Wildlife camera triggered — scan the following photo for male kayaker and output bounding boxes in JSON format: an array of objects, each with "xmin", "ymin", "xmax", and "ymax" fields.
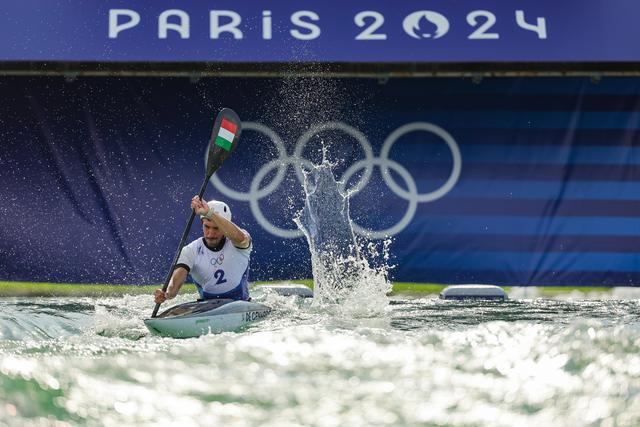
[{"xmin": 154, "ymin": 196, "xmax": 252, "ymax": 304}]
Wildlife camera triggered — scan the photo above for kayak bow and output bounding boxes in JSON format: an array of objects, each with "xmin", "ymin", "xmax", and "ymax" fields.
[{"xmin": 144, "ymin": 299, "xmax": 271, "ymax": 338}]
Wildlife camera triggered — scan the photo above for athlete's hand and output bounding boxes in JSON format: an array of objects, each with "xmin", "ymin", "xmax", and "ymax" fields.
[
  {"xmin": 154, "ymin": 289, "xmax": 167, "ymax": 304},
  {"xmin": 191, "ymin": 196, "xmax": 209, "ymax": 216}
]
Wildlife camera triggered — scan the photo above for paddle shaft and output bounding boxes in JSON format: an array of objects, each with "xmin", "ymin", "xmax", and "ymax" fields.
[{"xmin": 151, "ymin": 173, "xmax": 212, "ymax": 318}]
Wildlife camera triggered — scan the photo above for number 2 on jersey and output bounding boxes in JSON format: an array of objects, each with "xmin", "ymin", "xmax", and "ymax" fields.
[{"xmin": 214, "ymin": 269, "xmax": 227, "ymax": 285}]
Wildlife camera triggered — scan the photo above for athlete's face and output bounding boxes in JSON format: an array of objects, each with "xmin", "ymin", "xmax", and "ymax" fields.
[{"xmin": 202, "ymin": 220, "xmax": 224, "ymax": 246}]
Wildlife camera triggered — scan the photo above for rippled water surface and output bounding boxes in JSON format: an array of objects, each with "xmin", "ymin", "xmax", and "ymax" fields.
[{"xmin": 1, "ymin": 288, "xmax": 640, "ymax": 426}]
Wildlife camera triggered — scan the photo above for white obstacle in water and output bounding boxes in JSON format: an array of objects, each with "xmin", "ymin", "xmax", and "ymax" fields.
[
  {"xmin": 440, "ymin": 284, "xmax": 508, "ymax": 301},
  {"xmin": 259, "ymin": 284, "xmax": 313, "ymax": 298}
]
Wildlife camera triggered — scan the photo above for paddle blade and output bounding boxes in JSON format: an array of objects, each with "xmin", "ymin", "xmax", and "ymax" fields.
[{"xmin": 205, "ymin": 108, "xmax": 242, "ymax": 177}]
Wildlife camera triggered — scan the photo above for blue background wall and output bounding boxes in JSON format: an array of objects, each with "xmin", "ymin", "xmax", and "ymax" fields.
[{"xmin": 1, "ymin": 76, "xmax": 639, "ymax": 286}]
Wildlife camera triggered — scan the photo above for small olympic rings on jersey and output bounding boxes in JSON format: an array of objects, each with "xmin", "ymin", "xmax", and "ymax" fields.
[{"xmin": 209, "ymin": 253, "xmax": 224, "ymax": 266}]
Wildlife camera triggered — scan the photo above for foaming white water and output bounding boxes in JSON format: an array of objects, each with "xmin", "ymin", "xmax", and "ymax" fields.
[
  {"xmin": 509, "ymin": 286, "xmax": 640, "ymax": 301},
  {"xmin": 0, "ymin": 299, "xmax": 93, "ymax": 340},
  {"xmin": 294, "ymin": 161, "xmax": 391, "ymax": 316},
  {"xmin": 2, "ymin": 294, "xmax": 640, "ymax": 426},
  {"xmin": 91, "ymin": 295, "xmax": 157, "ymax": 340}
]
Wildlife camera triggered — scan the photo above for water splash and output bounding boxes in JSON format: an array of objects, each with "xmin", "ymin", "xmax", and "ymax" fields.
[{"xmin": 294, "ymin": 160, "xmax": 391, "ymax": 314}]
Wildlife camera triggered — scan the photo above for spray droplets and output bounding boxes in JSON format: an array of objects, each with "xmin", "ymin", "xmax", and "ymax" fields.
[{"xmin": 294, "ymin": 161, "xmax": 391, "ymax": 314}]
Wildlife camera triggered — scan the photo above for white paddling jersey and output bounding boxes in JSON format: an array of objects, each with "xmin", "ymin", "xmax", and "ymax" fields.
[{"xmin": 176, "ymin": 235, "xmax": 252, "ymax": 299}]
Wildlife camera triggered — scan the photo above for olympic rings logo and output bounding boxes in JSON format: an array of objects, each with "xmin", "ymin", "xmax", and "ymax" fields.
[
  {"xmin": 210, "ymin": 253, "xmax": 224, "ymax": 266},
  {"xmin": 206, "ymin": 121, "xmax": 462, "ymax": 239}
]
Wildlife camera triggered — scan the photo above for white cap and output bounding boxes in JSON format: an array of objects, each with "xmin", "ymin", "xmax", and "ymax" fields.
[{"xmin": 201, "ymin": 200, "xmax": 232, "ymax": 221}]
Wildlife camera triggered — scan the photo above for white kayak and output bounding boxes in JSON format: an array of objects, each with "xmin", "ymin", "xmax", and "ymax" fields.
[{"xmin": 144, "ymin": 299, "xmax": 271, "ymax": 338}]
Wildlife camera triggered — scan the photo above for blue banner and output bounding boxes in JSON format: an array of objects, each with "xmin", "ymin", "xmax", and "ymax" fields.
[
  {"xmin": 1, "ymin": 0, "xmax": 640, "ymax": 62},
  {"xmin": 1, "ymin": 75, "xmax": 640, "ymax": 286}
]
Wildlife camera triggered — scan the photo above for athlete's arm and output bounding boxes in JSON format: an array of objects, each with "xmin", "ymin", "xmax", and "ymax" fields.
[
  {"xmin": 154, "ymin": 267, "xmax": 188, "ymax": 304},
  {"xmin": 209, "ymin": 214, "xmax": 251, "ymax": 248},
  {"xmin": 192, "ymin": 196, "xmax": 251, "ymax": 248}
]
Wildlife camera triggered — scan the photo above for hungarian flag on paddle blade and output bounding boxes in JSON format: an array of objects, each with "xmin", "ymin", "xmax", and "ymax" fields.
[
  {"xmin": 215, "ymin": 118, "xmax": 237, "ymax": 151},
  {"xmin": 206, "ymin": 108, "xmax": 242, "ymax": 177}
]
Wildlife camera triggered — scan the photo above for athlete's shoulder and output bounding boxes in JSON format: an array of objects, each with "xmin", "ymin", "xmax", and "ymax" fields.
[
  {"xmin": 184, "ymin": 238, "xmax": 202, "ymax": 249},
  {"xmin": 227, "ymin": 230, "xmax": 252, "ymax": 251},
  {"xmin": 237, "ymin": 229, "xmax": 252, "ymax": 250},
  {"xmin": 182, "ymin": 238, "xmax": 205, "ymax": 254}
]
